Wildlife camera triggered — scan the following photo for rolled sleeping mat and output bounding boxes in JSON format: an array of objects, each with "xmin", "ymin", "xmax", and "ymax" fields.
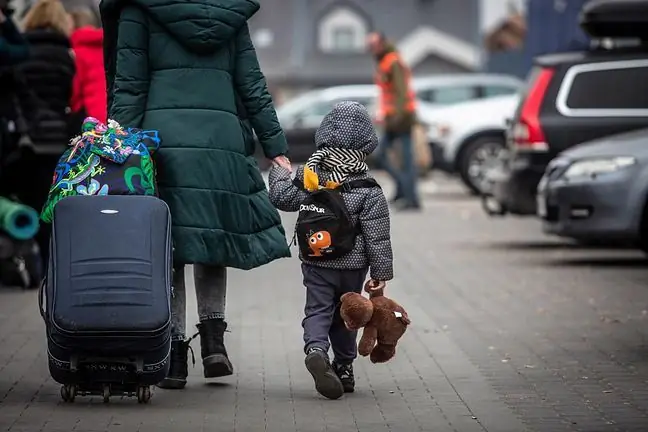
[{"xmin": 0, "ymin": 197, "xmax": 39, "ymax": 240}]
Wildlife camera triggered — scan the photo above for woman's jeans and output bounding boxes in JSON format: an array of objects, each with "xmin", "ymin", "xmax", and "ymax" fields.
[
  {"xmin": 378, "ymin": 130, "xmax": 420, "ymax": 206},
  {"xmin": 171, "ymin": 264, "xmax": 227, "ymax": 341}
]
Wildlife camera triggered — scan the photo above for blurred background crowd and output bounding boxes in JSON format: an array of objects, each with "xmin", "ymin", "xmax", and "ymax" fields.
[{"xmin": 0, "ymin": 0, "xmax": 104, "ymax": 288}]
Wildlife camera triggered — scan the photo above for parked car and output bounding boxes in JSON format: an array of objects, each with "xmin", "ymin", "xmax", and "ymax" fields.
[
  {"xmin": 413, "ymin": 73, "xmax": 522, "ymax": 106},
  {"xmin": 425, "ymin": 94, "xmax": 520, "ymax": 194},
  {"xmin": 261, "ymin": 74, "xmax": 523, "ymax": 168},
  {"xmin": 537, "ymin": 128, "xmax": 648, "ymax": 251},
  {"xmin": 485, "ymin": 0, "xmax": 648, "ymax": 216}
]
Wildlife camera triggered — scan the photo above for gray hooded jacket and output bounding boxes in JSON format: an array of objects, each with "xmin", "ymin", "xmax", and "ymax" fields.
[{"xmin": 269, "ymin": 102, "xmax": 393, "ymax": 281}]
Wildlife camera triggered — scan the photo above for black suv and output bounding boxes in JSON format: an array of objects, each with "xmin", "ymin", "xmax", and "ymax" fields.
[{"xmin": 485, "ymin": 0, "xmax": 648, "ymax": 216}]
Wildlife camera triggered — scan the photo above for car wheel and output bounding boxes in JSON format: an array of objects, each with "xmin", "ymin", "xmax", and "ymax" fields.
[{"xmin": 458, "ymin": 135, "xmax": 506, "ymax": 195}]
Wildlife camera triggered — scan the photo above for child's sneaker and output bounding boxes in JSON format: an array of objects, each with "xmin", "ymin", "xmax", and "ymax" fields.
[
  {"xmin": 333, "ymin": 362, "xmax": 355, "ymax": 393},
  {"xmin": 304, "ymin": 347, "xmax": 344, "ymax": 400}
]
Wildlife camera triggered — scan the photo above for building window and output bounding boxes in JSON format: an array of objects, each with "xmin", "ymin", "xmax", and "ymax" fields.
[
  {"xmin": 331, "ymin": 27, "xmax": 356, "ymax": 52},
  {"xmin": 318, "ymin": 6, "xmax": 368, "ymax": 53}
]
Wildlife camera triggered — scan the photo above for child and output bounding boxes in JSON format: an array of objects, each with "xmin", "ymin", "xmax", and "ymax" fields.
[{"xmin": 268, "ymin": 101, "xmax": 393, "ymax": 400}]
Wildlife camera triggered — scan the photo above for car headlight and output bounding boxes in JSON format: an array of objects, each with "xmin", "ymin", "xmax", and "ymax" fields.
[
  {"xmin": 428, "ymin": 122, "xmax": 452, "ymax": 140},
  {"xmin": 563, "ymin": 156, "xmax": 636, "ymax": 179}
]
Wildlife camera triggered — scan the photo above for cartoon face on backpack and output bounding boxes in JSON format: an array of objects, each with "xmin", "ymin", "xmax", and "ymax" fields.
[{"xmin": 308, "ymin": 230, "xmax": 332, "ymax": 257}]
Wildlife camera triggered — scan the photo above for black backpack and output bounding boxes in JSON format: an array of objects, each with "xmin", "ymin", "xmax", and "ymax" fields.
[{"xmin": 292, "ymin": 177, "xmax": 380, "ymax": 260}]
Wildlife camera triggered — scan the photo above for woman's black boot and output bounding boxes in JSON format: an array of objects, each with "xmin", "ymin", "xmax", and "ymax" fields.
[
  {"xmin": 157, "ymin": 339, "xmax": 193, "ymax": 389},
  {"xmin": 197, "ymin": 318, "xmax": 234, "ymax": 378}
]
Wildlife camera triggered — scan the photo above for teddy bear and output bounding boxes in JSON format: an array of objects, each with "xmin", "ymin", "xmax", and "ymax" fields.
[{"xmin": 340, "ymin": 282, "xmax": 411, "ymax": 363}]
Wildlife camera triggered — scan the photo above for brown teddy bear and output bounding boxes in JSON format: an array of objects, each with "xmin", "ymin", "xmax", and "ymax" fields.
[{"xmin": 340, "ymin": 282, "xmax": 410, "ymax": 363}]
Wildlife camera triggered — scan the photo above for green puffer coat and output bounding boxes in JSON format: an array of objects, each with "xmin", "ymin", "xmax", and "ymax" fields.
[{"xmin": 100, "ymin": 0, "xmax": 291, "ymax": 268}]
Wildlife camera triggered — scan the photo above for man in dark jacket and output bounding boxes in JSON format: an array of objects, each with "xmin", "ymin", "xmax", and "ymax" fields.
[{"xmin": 367, "ymin": 32, "xmax": 420, "ymax": 211}]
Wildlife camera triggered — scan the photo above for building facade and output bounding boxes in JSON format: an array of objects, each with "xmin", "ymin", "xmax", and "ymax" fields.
[{"xmin": 248, "ymin": 0, "xmax": 482, "ymax": 101}]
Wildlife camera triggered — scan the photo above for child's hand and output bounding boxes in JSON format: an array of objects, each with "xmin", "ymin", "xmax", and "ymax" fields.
[
  {"xmin": 272, "ymin": 155, "xmax": 292, "ymax": 173},
  {"xmin": 365, "ymin": 279, "xmax": 386, "ymax": 297}
]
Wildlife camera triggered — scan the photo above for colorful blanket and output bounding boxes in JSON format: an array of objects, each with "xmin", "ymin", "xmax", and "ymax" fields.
[{"xmin": 41, "ymin": 117, "xmax": 161, "ymax": 223}]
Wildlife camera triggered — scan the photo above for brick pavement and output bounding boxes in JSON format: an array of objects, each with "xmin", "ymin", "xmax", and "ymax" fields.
[{"xmin": 2, "ymin": 175, "xmax": 648, "ymax": 431}]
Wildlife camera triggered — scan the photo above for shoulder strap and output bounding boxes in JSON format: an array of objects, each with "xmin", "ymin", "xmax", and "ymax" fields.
[
  {"xmin": 292, "ymin": 177, "xmax": 380, "ymax": 191},
  {"xmin": 341, "ymin": 178, "xmax": 381, "ymax": 191}
]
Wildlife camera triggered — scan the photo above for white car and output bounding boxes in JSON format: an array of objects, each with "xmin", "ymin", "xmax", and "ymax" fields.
[
  {"xmin": 427, "ymin": 94, "xmax": 520, "ymax": 194},
  {"xmin": 412, "ymin": 73, "xmax": 522, "ymax": 106}
]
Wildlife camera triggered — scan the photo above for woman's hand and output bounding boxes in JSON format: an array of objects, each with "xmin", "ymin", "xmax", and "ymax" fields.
[
  {"xmin": 272, "ymin": 155, "xmax": 292, "ymax": 173},
  {"xmin": 0, "ymin": 9, "xmax": 6, "ymax": 23}
]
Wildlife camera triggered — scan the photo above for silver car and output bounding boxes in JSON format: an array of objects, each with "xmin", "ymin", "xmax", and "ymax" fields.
[{"xmin": 537, "ymin": 128, "xmax": 648, "ymax": 250}]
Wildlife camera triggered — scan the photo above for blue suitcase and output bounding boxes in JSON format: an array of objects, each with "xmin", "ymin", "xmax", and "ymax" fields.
[{"xmin": 41, "ymin": 195, "xmax": 172, "ymax": 403}]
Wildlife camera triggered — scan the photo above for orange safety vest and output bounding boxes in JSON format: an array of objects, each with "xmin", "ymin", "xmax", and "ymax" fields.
[{"xmin": 375, "ymin": 51, "xmax": 417, "ymax": 119}]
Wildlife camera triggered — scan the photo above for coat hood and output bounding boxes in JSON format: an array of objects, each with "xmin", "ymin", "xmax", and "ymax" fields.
[
  {"xmin": 71, "ymin": 27, "xmax": 104, "ymax": 48},
  {"xmin": 314, "ymin": 101, "xmax": 379, "ymax": 154},
  {"xmin": 101, "ymin": 0, "xmax": 259, "ymax": 54}
]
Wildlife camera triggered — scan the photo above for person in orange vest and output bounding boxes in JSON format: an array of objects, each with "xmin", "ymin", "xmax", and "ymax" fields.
[{"xmin": 367, "ymin": 32, "xmax": 420, "ymax": 211}]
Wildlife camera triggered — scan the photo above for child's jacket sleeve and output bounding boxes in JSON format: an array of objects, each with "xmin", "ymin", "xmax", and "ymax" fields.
[
  {"xmin": 359, "ymin": 187, "xmax": 393, "ymax": 281},
  {"xmin": 268, "ymin": 165, "xmax": 308, "ymax": 212}
]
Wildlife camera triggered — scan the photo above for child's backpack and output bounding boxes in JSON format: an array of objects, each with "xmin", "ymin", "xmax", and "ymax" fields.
[
  {"xmin": 293, "ymin": 177, "xmax": 380, "ymax": 260},
  {"xmin": 40, "ymin": 117, "xmax": 161, "ymax": 223}
]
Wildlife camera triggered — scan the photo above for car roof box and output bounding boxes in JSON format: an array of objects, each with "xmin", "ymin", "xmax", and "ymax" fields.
[{"xmin": 581, "ymin": 0, "xmax": 648, "ymax": 40}]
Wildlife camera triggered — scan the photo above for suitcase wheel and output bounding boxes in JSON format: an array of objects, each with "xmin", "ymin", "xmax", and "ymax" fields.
[
  {"xmin": 136, "ymin": 385, "xmax": 152, "ymax": 404},
  {"xmin": 60, "ymin": 384, "xmax": 77, "ymax": 403}
]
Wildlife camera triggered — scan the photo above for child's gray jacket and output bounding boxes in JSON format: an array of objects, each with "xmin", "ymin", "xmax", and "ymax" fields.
[{"xmin": 269, "ymin": 166, "xmax": 393, "ymax": 281}]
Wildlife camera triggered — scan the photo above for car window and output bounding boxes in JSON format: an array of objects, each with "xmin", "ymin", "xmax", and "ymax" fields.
[
  {"xmin": 301, "ymin": 101, "xmax": 334, "ymax": 118},
  {"xmin": 327, "ymin": 97, "xmax": 374, "ymax": 108},
  {"xmin": 416, "ymin": 90, "xmax": 435, "ymax": 104},
  {"xmin": 482, "ymin": 85, "xmax": 518, "ymax": 98},
  {"xmin": 433, "ymin": 86, "xmax": 477, "ymax": 104},
  {"xmin": 564, "ymin": 65, "xmax": 648, "ymax": 110},
  {"xmin": 349, "ymin": 97, "xmax": 374, "ymax": 108}
]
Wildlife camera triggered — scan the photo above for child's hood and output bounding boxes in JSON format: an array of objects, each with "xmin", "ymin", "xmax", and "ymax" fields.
[{"xmin": 314, "ymin": 101, "xmax": 378, "ymax": 154}]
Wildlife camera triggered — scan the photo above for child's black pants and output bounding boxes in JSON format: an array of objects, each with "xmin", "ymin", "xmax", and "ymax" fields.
[{"xmin": 301, "ymin": 263, "xmax": 368, "ymax": 364}]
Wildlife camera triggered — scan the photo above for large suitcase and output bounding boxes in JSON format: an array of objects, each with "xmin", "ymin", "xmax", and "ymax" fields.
[{"xmin": 41, "ymin": 195, "xmax": 172, "ymax": 403}]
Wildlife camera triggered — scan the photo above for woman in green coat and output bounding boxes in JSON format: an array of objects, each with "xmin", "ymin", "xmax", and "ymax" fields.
[{"xmin": 101, "ymin": 0, "xmax": 292, "ymax": 389}]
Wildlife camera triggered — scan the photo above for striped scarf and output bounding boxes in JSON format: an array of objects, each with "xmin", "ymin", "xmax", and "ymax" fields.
[{"xmin": 303, "ymin": 147, "xmax": 368, "ymax": 192}]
